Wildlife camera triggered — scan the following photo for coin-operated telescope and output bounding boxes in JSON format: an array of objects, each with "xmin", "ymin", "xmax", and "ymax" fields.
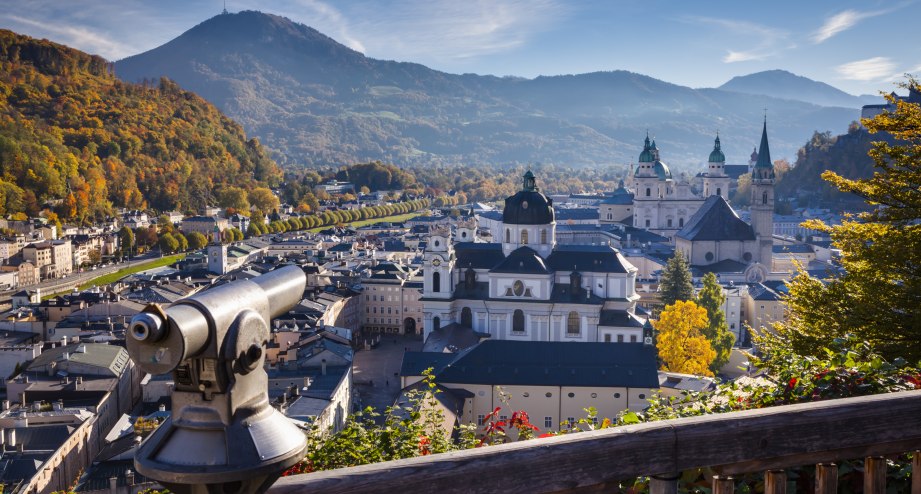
[{"xmin": 127, "ymin": 265, "xmax": 308, "ymax": 494}]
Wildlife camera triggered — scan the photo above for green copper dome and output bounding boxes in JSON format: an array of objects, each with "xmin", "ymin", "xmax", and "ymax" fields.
[
  {"xmin": 638, "ymin": 134, "xmax": 654, "ymax": 163},
  {"xmin": 709, "ymin": 135, "xmax": 725, "ymax": 163}
]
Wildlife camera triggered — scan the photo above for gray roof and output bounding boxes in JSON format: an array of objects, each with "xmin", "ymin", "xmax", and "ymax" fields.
[
  {"xmin": 454, "ymin": 242, "xmax": 505, "ymax": 270},
  {"xmin": 434, "ymin": 340, "xmax": 659, "ymax": 388},
  {"xmin": 676, "ymin": 195, "xmax": 755, "ymax": 242},
  {"xmin": 28, "ymin": 343, "xmax": 129, "ymax": 377},
  {"xmin": 490, "ymin": 247, "xmax": 550, "ymax": 274},
  {"xmin": 546, "ymin": 245, "xmax": 633, "ymax": 273}
]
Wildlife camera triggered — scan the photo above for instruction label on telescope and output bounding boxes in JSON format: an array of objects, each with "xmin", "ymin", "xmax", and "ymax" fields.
[{"xmin": 200, "ymin": 359, "xmax": 217, "ymax": 382}]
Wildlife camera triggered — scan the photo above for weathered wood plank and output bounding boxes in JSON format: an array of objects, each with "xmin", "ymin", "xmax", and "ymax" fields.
[
  {"xmin": 764, "ymin": 470, "xmax": 786, "ymax": 494},
  {"xmin": 913, "ymin": 452, "xmax": 921, "ymax": 494},
  {"xmin": 269, "ymin": 390, "xmax": 921, "ymax": 494},
  {"xmin": 864, "ymin": 456, "xmax": 886, "ymax": 494},
  {"xmin": 712, "ymin": 475, "xmax": 734, "ymax": 494},
  {"xmin": 815, "ymin": 463, "xmax": 837, "ymax": 494}
]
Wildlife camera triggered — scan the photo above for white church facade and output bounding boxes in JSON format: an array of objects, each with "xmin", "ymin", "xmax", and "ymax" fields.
[{"xmin": 421, "ymin": 171, "xmax": 651, "ymax": 344}]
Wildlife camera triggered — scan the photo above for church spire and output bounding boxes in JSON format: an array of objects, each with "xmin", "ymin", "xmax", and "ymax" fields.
[{"xmin": 752, "ymin": 118, "xmax": 775, "ymax": 179}]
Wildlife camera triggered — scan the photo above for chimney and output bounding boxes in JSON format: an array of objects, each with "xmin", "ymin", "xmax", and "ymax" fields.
[
  {"xmin": 63, "ymin": 352, "xmax": 69, "ymax": 361},
  {"xmin": 8, "ymin": 429, "xmax": 16, "ymax": 447},
  {"xmin": 61, "ymin": 336, "xmax": 67, "ymax": 347},
  {"xmin": 55, "ymin": 399, "xmax": 63, "ymax": 411},
  {"xmin": 19, "ymin": 392, "xmax": 25, "ymax": 405},
  {"xmin": 76, "ymin": 376, "xmax": 83, "ymax": 388},
  {"xmin": 2, "ymin": 400, "xmax": 9, "ymax": 411},
  {"xmin": 109, "ymin": 477, "xmax": 118, "ymax": 494},
  {"xmin": 125, "ymin": 469, "xmax": 135, "ymax": 486},
  {"xmin": 159, "ymin": 403, "xmax": 166, "ymax": 412},
  {"xmin": 321, "ymin": 358, "xmax": 327, "ymax": 376}
]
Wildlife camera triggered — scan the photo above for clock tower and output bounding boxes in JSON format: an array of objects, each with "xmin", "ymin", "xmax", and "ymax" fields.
[{"xmin": 423, "ymin": 224, "xmax": 455, "ymax": 340}]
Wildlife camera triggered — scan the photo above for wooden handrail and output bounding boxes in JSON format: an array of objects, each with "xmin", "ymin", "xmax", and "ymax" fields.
[{"xmin": 269, "ymin": 390, "xmax": 921, "ymax": 493}]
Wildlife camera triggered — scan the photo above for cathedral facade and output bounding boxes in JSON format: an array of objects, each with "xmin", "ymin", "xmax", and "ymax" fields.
[
  {"xmin": 422, "ymin": 171, "xmax": 649, "ymax": 344},
  {"xmin": 613, "ymin": 135, "xmax": 730, "ymax": 242}
]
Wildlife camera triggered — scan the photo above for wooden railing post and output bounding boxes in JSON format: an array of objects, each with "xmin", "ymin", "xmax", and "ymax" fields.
[
  {"xmin": 912, "ymin": 451, "xmax": 921, "ymax": 494},
  {"xmin": 649, "ymin": 473, "xmax": 678, "ymax": 494},
  {"xmin": 712, "ymin": 475, "xmax": 734, "ymax": 494},
  {"xmin": 864, "ymin": 456, "xmax": 886, "ymax": 494},
  {"xmin": 764, "ymin": 470, "xmax": 786, "ymax": 494},
  {"xmin": 815, "ymin": 463, "xmax": 838, "ymax": 494}
]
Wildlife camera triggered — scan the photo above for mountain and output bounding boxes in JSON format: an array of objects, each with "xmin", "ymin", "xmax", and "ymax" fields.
[
  {"xmin": 116, "ymin": 11, "xmax": 860, "ymax": 170},
  {"xmin": 719, "ymin": 70, "xmax": 883, "ymax": 109},
  {"xmin": 0, "ymin": 29, "xmax": 280, "ymax": 219}
]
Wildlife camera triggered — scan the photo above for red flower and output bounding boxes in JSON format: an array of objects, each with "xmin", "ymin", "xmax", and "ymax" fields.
[{"xmin": 418, "ymin": 435, "xmax": 431, "ymax": 456}]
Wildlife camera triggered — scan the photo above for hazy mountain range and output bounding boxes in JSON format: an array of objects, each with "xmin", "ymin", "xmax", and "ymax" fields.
[{"xmin": 116, "ymin": 11, "xmax": 877, "ymax": 170}]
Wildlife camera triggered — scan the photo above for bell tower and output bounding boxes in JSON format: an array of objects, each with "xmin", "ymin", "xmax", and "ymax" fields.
[
  {"xmin": 703, "ymin": 134, "xmax": 730, "ymax": 201},
  {"xmin": 750, "ymin": 119, "xmax": 775, "ymax": 266}
]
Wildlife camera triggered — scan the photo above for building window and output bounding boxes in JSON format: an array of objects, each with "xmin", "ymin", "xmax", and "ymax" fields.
[
  {"xmin": 567, "ymin": 417, "xmax": 576, "ymax": 427},
  {"xmin": 679, "ymin": 218, "xmax": 684, "ymax": 227},
  {"xmin": 506, "ymin": 229, "xmax": 511, "ymax": 243},
  {"xmin": 566, "ymin": 311, "xmax": 580, "ymax": 335},
  {"xmin": 645, "ymin": 219, "xmax": 651, "ymax": 228},
  {"xmin": 499, "ymin": 415, "xmax": 508, "ymax": 421},
  {"xmin": 432, "ymin": 272, "xmax": 440, "ymax": 293},
  {"xmin": 667, "ymin": 218, "xmax": 673, "ymax": 228},
  {"xmin": 705, "ymin": 252, "xmax": 714, "ymax": 262},
  {"xmin": 763, "ymin": 191, "xmax": 768, "ymax": 204},
  {"xmin": 630, "ymin": 335, "xmax": 637, "ymax": 343},
  {"xmin": 617, "ymin": 334, "xmax": 624, "ymax": 343},
  {"xmin": 521, "ymin": 230, "xmax": 528, "ymax": 245},
  {"xmin": 541, "ymin": 229, "xmax": 547, "ymax": 244},
  {"xmin": 545, "ymin": 416, "xmax": 553, "ymax": 428},
  {"xmin": 513, "ymin": 309, "xmax": 525, "ymax": 333},
  {"xmin": 461, "ymin": 307, "xmax": 472, "ymax": 327},
  {"xmin": 639, "ymin": 393, "xmax": 646, "ymax": 399},
  {"xmin": 433, "ymin": 316, "xmax": 440, "ymax": 331},
  {"xmin": 478, "ymin": 414, "xmax": 485, "ymax": 425},
  {"xmin": 604, "ymin": 334, "xmax": 611, "ymax": 343},
  {"xmin": 716, "ymin": 187, "xmax": 722, "ymax": 197}
]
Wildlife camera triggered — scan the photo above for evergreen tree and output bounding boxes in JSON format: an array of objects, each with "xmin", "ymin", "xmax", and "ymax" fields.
[
  {"xmin": 759, "ymin": 78, "xmax": 921, "ymax": 362},
  {"xmin": 659, "ymin": 251, "xmax": 694, "ymax": 307},
  {"xmin": 697, "ymin": 272, "xmax": 735, "ymax": 373}
]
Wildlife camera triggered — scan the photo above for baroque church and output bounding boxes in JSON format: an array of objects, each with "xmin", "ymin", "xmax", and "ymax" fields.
[
  {"xmin": 421, "ymin": 171, "xmax": 650, "ymax": 344},
  {"xmin": 602, "ymin": 134, "xmax": 731, "ymax": 241}
]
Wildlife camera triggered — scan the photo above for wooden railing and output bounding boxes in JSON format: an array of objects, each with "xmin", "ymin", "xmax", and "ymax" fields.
[{"xmin": 269, "ymin": 389, "xmax": 921, "ymax": 494}]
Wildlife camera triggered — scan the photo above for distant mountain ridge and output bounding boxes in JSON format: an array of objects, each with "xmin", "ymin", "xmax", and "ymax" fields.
[
  {"xmin": 718, "ymin": 70, "xmax": 883, "ymax": 109},
  {"xmin": 116, "ymin": 11, "xmax": 861, "ymax": 169}
]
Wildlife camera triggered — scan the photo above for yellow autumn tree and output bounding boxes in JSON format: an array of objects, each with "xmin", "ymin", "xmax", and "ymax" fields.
[{"xmin": 655, "ymin": 300, "xmax": 716, "ymax": 377}]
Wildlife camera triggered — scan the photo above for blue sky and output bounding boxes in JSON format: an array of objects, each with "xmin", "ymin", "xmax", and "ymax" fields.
[{"xmin": 2, "ymin": 0, "xmax": 918, "ymax": 95}]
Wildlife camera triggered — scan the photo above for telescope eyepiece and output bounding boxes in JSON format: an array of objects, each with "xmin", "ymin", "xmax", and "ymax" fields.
[{"xmin": 130, "ymin": 312, "xmax": 166, "ymax": 342}]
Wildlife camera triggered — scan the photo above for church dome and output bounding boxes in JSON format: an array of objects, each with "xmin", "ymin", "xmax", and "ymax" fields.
[
  {"xmin": 503, "ymin": 171, "xmax": 555, "ymax": 225},
  {"xmin": 708, "ymin": 135, "xmax": 725, "ymax": 163}
]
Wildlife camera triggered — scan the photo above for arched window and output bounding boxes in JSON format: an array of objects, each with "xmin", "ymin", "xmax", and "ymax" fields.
[
  {"xmin": 679, "ymin": 217, "xmax": 684, "ymax": 227},
  {"xmin": 505, "ymin": 229, "xmax": 510, "ymax": 243},
  {"xmin": 716, "ymin": 187, "xmax": 722, "ymax": 197},
  {"xmin": 521, "ymin": 230, "xmax": 528, "ymax": 245},
  {"xmin": 645, "ymin": 188, "xmax": 651, "ymax": 197},
  {"xmin": 762, "ymin": 191, "xmax": 768, "ymax": 204},
  {"xmin": 461, "ymin": 307, "xmax": 472, "ymax": 327},
  {"xmin": 540, "ymin": 229, "xmax": 547, "ymax": 244},
  {"xmin": 432, "ymin": 271, "xmax": 440, "ymax": 293},
  {"xmin": 433, "ymin": 316, "xmax": 440, "ymax": 331},
  {"xmin": 567, "ymin": 311, "xmax": 580, "ymax": 335},
  {"xmin": 513, "ymin": 310, "xmax": 525, "ymax": 333}
]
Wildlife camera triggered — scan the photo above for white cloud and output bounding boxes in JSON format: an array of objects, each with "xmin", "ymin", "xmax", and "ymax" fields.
[
  {"xmin": 350, "ymin": 0, "xmax": 568, "ymax": 62},
  {"xmin": 812, "ymin": 9, "xmax": 888, "ymax": 44},
  {"xmin": 681, "ymin": 16, "xmax": 791, "ymax": 64},
  {"xmin": 1, "ymin": 14, "xmax": 129, "ymax": 58},
  {"xmin": 285, "ymin": 0, "xmax": 366, "ymax": 52},
  {"xmin": 836, "ymin": 57, "xmax": 897, "ymax": 81}
]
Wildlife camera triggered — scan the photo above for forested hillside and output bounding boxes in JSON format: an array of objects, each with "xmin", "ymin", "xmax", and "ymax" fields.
[
  {"xmin": 777, "ymin": 123, "xmax": 887, "ymax": 210},
  {"xmin": 0, "ymin": 30, "xmax": 281, "ymax": 221}
]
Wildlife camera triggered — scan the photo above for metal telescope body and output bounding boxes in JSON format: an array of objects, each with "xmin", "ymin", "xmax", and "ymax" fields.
[{"xmin": 127, "ymin": 265, "xmax": 308, "ymax": 494}]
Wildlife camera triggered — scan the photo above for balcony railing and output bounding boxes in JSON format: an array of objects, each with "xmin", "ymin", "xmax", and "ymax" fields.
[{"xmin": 269, "ymin": 389, "xmax": 921, "ymax": 494}]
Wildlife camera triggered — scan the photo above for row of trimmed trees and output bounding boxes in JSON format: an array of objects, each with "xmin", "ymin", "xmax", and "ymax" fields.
[{"xmin": 245, "ymin": 198, "xmax": 431, "ymax": 237}]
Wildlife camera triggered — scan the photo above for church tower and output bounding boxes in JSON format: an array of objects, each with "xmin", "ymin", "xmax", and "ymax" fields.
[
  {"xmin": 750, "ymin": 120, "xmax": 775, "ymax": 266},
  {"xmin": 423, "ymin": 224, "xmax": 454, "ymax": 299},
  {"xmin": 703, "ymin": 135, "xmax": 730, "ymax": 201},
  {"xmin": 207, "ymin": 224, "xmax": 227, "ymax": 275}
]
